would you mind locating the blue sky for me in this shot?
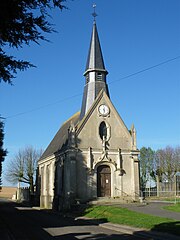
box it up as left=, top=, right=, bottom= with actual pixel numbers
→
left=1, top=0, right=180, bottom=186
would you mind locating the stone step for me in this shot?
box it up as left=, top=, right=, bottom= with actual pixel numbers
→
left=89, top=197, right=135, bottom=205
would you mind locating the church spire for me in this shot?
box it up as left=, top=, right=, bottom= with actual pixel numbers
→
left=80, top=10, right=109, bottom=120
left=84, top=21, right=107, bottom=75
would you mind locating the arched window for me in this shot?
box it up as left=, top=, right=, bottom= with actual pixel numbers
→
left=99, top=121, right=107, bottom=140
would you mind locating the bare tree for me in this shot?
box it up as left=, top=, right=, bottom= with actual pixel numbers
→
left=6, top=146, right=42, bottom=193
left=155, top=146, right=180, bottom=184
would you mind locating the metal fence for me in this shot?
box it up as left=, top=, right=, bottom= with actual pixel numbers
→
left=142, top=175, right=180, bottom=201
left=143, top=189, right=180, bottom=197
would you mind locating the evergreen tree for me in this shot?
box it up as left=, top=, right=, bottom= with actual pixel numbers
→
left=139, top=147, right=155, bottom=191
left=0, top=0, right=67, bottom=84
left=0, top=120, right=7, bottom=189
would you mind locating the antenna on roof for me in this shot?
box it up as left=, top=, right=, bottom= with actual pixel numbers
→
left=92, top=4, right=98, bottom=22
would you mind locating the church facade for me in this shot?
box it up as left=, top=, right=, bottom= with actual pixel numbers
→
left=37, top=20, right=140, bottom=210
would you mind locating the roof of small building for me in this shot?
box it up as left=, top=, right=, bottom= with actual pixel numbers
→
left=39, top=112, right=80, bottom=161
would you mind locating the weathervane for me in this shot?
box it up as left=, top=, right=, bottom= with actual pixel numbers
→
left=92, top=4, right=98, bottom=21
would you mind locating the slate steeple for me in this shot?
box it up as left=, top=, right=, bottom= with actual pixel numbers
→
left=80, top=20, right=109, bottom=120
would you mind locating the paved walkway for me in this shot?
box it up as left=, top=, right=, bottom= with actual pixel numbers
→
left=74, top=201, right=180, bottom=239
left=118, top=202, right=180, bottom=221
left=0, top=199, right=148, bottom=240
left=0, top=199, right=179, bottom=240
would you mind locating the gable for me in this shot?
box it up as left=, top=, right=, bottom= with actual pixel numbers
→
left=76, top=91, right=132, bottom=150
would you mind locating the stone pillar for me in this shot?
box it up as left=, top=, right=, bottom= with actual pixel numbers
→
left=63, top=156, right=71, bottom=209
left=116, top=149, right=123, bottom=197
left=49, top=161, right=55, bottom=209
left=63, top=150, right=77, bottom=209
left=131, top=152, right=140, bottom=200
left=156, top=175, right=160, bottom=197
left=133, top=155, right=140, bottom=199
left=70, top=157, right=76, bottom=197
left=17, top=181, right=21, bottom=201
left=87, top=147, right=92, bottom=170
left=45, top=164, right=49, bottom=208
left=40, top=166, right=45, bottom=208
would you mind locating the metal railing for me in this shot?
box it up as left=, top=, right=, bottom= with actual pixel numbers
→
left=142, top=190, right=180, bottom=203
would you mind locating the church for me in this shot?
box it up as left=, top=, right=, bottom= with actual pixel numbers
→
left=37, top=17, right=140, bottom=210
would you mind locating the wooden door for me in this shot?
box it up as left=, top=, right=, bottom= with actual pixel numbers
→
left=97, top=165, right=111, bottom=197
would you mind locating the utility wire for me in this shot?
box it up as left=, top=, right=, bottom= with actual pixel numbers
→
left=109, top=55, right=180, bottom=84
left=4, top=55, right=180, bottom=119
left=5, top=93, right=82, bottom=119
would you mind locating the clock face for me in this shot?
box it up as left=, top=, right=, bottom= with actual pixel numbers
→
left=99, top=104, right=110, bottom=116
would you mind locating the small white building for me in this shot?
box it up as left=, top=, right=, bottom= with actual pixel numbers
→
left=37, top=19, right=140, bottom=210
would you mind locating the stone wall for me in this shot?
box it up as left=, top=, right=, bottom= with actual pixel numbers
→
left=0, top=186, right=17, bottom=199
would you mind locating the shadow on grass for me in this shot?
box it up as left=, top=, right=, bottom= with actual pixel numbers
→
left=75, top=204, right=180, bottom=238
left=151, top=221, right=180, bottom=236
left=1, top=200, right=179, bottom=240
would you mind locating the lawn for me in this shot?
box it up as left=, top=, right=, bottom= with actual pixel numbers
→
left=84, top=205, right=180, bottom=235
left=163, top=203, right=180, bottom=213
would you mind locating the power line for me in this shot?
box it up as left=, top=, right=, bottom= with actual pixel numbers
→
left=109, top=55, right=180, bottom=84
left=5, top=93, right=82, bottom=119
left=5, top=55, right=180, bottom=119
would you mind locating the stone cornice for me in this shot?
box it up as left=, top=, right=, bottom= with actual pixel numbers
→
left=38, top=155, right=55, bottom=165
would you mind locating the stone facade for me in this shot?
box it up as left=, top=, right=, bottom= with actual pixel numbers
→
left=37, top=20, right=140, bottom=210
left=38, top=91, right=140, bottom=209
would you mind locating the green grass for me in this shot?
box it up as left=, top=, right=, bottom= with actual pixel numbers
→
left=84, top=205, right=180, bottom=235
left=163, top=203, right=180, bottom=212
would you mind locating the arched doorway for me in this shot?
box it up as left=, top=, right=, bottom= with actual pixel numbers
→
left=97, top=165, right=111, bottom=197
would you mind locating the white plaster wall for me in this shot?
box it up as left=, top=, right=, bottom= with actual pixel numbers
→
left=38, top=157, right=55, bottom=209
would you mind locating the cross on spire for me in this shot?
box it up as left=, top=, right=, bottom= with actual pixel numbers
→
left=92, top=4, right=98, bottom=21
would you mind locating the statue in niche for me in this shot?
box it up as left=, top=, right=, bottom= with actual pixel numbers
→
left=102, top=136, right=106, bottom=154
left=99, top=121, right=107, bottom=154
left=68, top=121, right=76, bottom=147
left=131, top=124, right=137, bottom=150
left=93, top=121, right=115, bottom=168
left=99, top=122, right=110, bottom=161
left=118, top=148, right=125, bottom=176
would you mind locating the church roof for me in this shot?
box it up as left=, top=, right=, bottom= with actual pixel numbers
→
left=84, top=21, right=107, bottom=75
left=39, top=112, right=80, bottom=161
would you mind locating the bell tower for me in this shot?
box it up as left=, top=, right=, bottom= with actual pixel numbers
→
left=80, top=7, right=110, bottom=120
